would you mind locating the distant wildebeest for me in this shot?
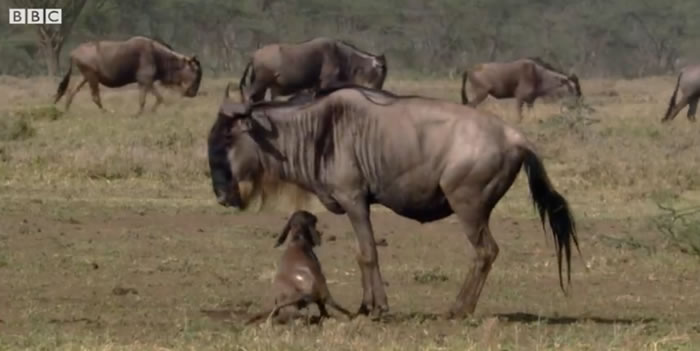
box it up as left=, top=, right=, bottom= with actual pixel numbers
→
left=207, top=84, right=580, bottom=319
left=246, top=210, right=353, bottom=325
left=54, top=36, right=202, bottom=116
left=662, top=64, right=700, bottom=123
left=238, top=37, right=387, bottom=103
left=461, top=57, right=582, bottom=121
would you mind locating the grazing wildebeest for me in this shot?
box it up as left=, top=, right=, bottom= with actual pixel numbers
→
left=238, top=37, right=387, bottom=103
left=662, top=64, right=700, bottom=123
left=54, top=36, right=202, bottom=116
left=208, top=84, right=579, bottom=319
left=246, top=210, right=353, bottom=325
left=461, top=57, right=582, bottom=121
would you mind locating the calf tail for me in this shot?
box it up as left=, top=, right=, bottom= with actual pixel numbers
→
left=460, top=70, right=469, bottom=105
left=244, top=309, right=273, bottom=325
left=663, top=72, right=683, bottom=120
left=54, top=61, right=72, bottom=104
left=521, top=146, right=580, bottom=294
left=239, top=61, right=252, bottom=102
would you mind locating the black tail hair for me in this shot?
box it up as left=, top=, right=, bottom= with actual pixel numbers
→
left=663, top=72, right=683, bottom=120
left=461, top=70, right=469, bottom=104
left=239, top=61, right=253, bottom=102
left=54, top=61, right=72, bottom=104
left=521, top=147, right=580, bottom=293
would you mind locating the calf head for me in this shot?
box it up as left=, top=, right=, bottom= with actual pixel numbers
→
left=274, top=211, right=322, bottom=248
left=207, top=88, right=272, bottom=208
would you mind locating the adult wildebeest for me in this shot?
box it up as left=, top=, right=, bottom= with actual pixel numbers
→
left=54, top=36, right=202, bottom=116
left=238, top=37, right=387, bottom=103
left=246, top=210, right=352, bottom=325
left=461, top=57, right=582, bottom=122
left=208, top=84, right=579, bottom=319
left=662, top=64, right=700, bottom=123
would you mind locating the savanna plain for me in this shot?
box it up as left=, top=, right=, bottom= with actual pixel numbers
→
left=1, top=75, right=700, bottom=351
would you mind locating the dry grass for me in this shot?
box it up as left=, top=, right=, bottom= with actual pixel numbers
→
left=1, top=75, right=700, bottom=350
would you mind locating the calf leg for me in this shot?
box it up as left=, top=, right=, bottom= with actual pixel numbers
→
left=686, top=95, right=699, bottom=122
left=326, top=297, right=353, bottom=318
left=64, top=78, right=87, bottom=111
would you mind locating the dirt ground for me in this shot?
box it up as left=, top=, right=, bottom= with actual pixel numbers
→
left=1, top=76, right=700, bottom=350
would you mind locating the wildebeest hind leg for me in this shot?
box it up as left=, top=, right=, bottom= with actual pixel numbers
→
left=88, top=80, right=106, bottom=112
left=664, top=95, right=689, bottom=123
left=686, top=95, right=698, bottom=122
left=65, top=78, right=87, bottom=111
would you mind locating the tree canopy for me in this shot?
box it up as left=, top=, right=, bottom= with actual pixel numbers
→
left=1, top=0, right=698, bottom=77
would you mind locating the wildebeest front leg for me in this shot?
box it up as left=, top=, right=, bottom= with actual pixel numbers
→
left=515, top=99, right=525, bottom=122
left=345, top=205, right=389, bottom=318
left=135, top=84, right=149, bottom=117
left=150, top=85, right=164, bottom=112
left=686, top=95, right=699, bottom=122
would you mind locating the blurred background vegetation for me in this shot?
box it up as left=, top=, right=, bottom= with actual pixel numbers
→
left=1, top=0, right=699, bottom=78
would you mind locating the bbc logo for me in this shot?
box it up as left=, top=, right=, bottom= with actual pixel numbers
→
left=9, top=8, right=62, bottom=24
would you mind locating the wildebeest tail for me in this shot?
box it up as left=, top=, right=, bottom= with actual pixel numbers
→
left=54, top=61, right=72, bottom=104
left=664, top=71, right=683, bottom=120
left=460, top=70, right=469, bottom=105
left=238, top=61, right=252, bottom=102
left=521, top=146, right=580, bottom=294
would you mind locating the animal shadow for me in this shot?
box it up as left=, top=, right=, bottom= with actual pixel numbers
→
left=496, top=312, right=656, bottom=325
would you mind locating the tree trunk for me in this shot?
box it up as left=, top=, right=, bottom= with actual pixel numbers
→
left=41, top=42, right=60, bottom=76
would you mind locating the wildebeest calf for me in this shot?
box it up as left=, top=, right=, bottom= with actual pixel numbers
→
left=246, top=211, right=352, bottom=325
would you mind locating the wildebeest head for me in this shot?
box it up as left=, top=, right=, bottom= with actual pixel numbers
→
left=163, top=55, right=202, bottom=97
left=567, top=74, right=583, bottom=98
left=179, top=56, right=202, bottom=97
left=274, top=210, right=322, bottom=248
left=349, top=53, right=387, bottom=89
left=207, top=86, right=273, bottom=208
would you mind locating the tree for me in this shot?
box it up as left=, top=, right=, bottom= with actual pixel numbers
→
left=12, top=0, right=88, bottom=76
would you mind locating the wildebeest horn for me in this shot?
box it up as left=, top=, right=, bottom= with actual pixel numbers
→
left=219, top=100, right=250, bottom=117
left=224, top=83, right=232, bottom=99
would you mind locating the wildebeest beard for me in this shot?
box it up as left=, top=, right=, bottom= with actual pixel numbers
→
left=207, top=111, right=317, bottom=213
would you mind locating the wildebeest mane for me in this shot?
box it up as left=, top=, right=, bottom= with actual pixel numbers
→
left=527, top=57, right=567, bottom=76
left=151, top=37, right=173, bottom=50
left=336, top=40, right=377, bottom=58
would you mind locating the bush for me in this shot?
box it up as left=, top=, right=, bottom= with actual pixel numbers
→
left=0, top=115, right=36, bottom=141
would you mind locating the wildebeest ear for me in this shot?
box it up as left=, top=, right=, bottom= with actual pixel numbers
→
left=274, top=222, right=292, bottom=248
left=224, top=83, right=232, bottom=99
